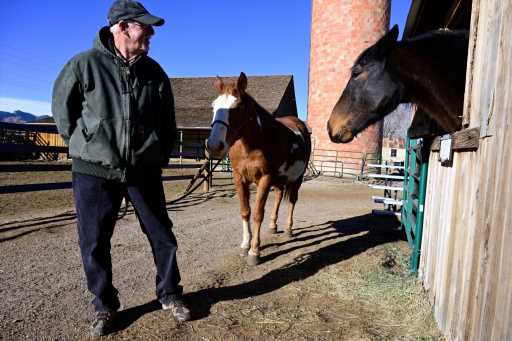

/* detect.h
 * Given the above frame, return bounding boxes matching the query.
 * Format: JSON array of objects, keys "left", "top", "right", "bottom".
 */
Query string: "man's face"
[{"left": 124, "top": 20, "right": 154, "bottom": 55}]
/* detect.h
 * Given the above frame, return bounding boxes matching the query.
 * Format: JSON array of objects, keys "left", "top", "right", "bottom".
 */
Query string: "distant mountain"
[
  {"left": 35, "top": 116, "right": 55, "bottom": 123},
  {"left": 0, "top": 110, "right": 51, "bottom": 123}
]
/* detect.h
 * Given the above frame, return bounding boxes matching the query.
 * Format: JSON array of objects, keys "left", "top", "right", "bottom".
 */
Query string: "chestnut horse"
[
  {"left": 206, "top": 72, "right": 311, "bottom": 266},
  {"left": 327, "top": 25, "right": 469, "bottom": 143}
]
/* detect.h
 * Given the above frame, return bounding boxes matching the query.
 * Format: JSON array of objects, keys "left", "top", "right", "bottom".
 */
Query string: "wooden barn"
[
  {"left": 0, "top": 122, "right": 67, "bottom": 160},
  {"left": 404, "top": 0, "right": 512, "bottom": 339},
  {"left": 170, "top": 75, "right": 298, "bottom": 159}
]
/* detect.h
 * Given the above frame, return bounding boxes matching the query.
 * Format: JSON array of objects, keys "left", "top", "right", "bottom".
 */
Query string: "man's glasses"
[{"left": 126, "top": 20, "right": 154, "bottom": 35}]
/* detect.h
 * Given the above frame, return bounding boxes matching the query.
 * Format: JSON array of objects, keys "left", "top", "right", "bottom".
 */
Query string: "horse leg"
[
  {"left": 268, "top": 186, "right": 283, "bottom": 234},
  {"left": 248, "top": 175, "right": 272, "bottom": 266},
  {"left": 284, "top": 183, "right": 300, "bottom": 237},
  {"left": 235, "top": 176, "right": 251, "bottom": 256}
]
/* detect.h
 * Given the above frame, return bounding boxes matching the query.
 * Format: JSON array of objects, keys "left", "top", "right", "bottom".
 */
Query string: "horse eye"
[{"left": 351, "top": 66, "right": 363, "bottom": 77}]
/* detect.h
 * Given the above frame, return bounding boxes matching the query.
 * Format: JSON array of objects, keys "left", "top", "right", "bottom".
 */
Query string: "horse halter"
[
  {"left": 211, "top": 119, "right": 230, "bottom": 129},
  {"left": 211, "top": 109, "right": 256, "bottom": 141}
]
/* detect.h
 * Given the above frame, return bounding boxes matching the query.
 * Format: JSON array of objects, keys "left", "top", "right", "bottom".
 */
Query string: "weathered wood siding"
[
  {"left": 38, "top": 132, "right": 66, "bottom": 147},
  {"left": 419, "top": 0, "right": 512, "bottom": 340}
]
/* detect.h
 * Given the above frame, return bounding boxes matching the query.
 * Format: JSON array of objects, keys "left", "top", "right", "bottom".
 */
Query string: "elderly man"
[{"left": 52, "top": 0, "right": 190, "bottom": 336}]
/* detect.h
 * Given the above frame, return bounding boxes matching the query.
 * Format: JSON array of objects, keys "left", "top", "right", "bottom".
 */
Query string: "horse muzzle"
[
  {"left": 206, "top": 138, "right": 228, "bottom": 159},
  {"left": 327, "top": 121, "right": 354, "bottom": 143}
]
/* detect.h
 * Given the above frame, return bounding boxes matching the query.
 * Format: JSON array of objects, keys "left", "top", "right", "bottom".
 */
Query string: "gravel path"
[{"left": 0, "top": 174, "right": 442, "bottom": 340}]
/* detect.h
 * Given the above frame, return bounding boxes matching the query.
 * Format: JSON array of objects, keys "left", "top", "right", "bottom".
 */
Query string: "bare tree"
[{"left": 383, "top": 103, "right": 414, "bottom": 139}]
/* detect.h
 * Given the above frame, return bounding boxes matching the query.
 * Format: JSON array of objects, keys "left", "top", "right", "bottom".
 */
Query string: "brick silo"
[{"left": 307, "top": 0, "right": 390, "bottom": 175}]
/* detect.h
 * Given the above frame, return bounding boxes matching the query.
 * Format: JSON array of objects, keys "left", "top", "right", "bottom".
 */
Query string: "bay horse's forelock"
[{"left": 206, "top": 73, "right": 311, "bottom": 265}]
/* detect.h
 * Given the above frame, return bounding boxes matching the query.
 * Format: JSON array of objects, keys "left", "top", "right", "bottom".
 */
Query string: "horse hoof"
[
  {"left": 247, "top": 255, "right": 261, "bottom": 266},
  {"left": 285, "top": 229, "right": 293, "bottom": 238},
  {"left": 240, "top": 248, "right": 249, "bottom": 257},
  {"left": 268, "top": 228, "right": 278, "bottom": 234}
]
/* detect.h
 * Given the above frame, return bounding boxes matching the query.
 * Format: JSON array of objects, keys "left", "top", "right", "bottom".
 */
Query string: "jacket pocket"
[
  {"left": 69, "top": 118, "right": 90, "bottom": 159},
  {"left": 80, "top": 119, "right": 122, "bottom": 167},
  {"left": 131, "top": 131, "right": 162, "bottom": 168}
]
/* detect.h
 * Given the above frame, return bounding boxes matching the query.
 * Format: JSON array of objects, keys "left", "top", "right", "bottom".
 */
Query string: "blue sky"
[{"left": 0, "top": 1, "right": 411, "bottom": 119}]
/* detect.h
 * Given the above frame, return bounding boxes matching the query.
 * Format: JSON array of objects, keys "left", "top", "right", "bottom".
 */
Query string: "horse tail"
[
  {"left": 284, "top": 177, "right": 302, "bottom": 203},
  {"left": 283, "top": 184, "right": 291, "bottom": 201}
]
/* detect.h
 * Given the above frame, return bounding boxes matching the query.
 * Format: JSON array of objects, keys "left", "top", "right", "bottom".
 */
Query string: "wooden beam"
[
  {"left": 403, "top": 0, "right": 426, "bottom": 38},
  {"left": 0, "top": 122, "right": 59, "bottom": 133},
  {"left": 431, "top": 127, "right": 480, "bottom": 152},
  {"left": 0, "top": 144, "right": 68, "bottom": 154}
]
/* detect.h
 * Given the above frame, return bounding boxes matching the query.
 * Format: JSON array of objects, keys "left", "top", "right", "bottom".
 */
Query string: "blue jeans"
[{"left": 72, "top": 171, "right": 182, "bottom": 312}]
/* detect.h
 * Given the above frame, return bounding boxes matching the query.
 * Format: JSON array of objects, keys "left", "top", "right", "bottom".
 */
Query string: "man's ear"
[
  {"left": 214, "top": 76, "right": 224, "bottom": 93},
  {"left": 117, "top": 20, "right": 129, "bottom": 33}
]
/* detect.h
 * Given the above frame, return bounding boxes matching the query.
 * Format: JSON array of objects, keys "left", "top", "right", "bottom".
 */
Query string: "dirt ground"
[{"left": 0, "top": 161, "right": 442, "bottom": 340}]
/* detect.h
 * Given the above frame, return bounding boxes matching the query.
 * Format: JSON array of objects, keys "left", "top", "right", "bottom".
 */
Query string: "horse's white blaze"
[
  {"left": 278, "top": 160, "right": 306, "bottom": 182},
  {"left": 240, "top": 219, "right": 251, "bottom": 249},
  {"left": 207, "top": 94, "right": 237, "bottom": 157}
]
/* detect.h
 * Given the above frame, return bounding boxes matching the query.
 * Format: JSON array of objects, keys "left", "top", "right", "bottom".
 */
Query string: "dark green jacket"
[{"left": 52, "top": 27, "right": 176, "bottom": 182}]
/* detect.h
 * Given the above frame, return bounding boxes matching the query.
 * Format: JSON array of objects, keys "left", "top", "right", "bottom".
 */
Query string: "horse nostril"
[
  {"left": 207, "top": 139, "right": 225, "bottom": 154},
  {"left": 327, "top": 122, "right": 333, "bottom": 138}
]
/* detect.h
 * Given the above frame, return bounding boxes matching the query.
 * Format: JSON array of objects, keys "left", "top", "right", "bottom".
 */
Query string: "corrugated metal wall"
[{"left": 419, "top": 0, "right": 512, "bottom": 340}]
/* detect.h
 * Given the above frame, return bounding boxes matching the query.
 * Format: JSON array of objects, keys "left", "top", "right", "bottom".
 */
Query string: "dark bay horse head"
[
  {"left": 206, "top": 72, "right": 252, "bottom": 159},
  {"left": 327, "top": 25, "right": 468, "bottom": 143}
]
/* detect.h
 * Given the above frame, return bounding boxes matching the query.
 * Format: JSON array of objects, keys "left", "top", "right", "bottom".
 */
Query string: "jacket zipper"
[{"left": 121, "top": 65, "right": 132, "bottom": 183}]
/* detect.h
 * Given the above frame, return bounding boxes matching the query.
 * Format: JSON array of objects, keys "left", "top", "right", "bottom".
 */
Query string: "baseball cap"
[{"left": 108, "top": 0, "right": 164, "bottom": 26}]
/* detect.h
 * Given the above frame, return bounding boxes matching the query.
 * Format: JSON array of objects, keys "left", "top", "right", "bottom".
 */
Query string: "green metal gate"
[{"left": 401, "top": 137, "right": 429, "bottom": 273}]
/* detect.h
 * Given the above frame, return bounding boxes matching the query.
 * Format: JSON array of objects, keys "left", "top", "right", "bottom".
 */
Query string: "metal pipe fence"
[{"left": 310, "top": 148, "right": 381, "bottom": 180}]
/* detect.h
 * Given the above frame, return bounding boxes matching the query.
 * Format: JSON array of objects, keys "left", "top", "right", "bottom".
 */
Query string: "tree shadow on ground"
[{"left": 113, "top": 213, "right": 404, "bottom": 329}]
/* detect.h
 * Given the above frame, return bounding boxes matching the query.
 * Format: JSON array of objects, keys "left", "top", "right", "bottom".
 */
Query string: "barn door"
[{"left": 401, "top": 137, "right": 429, "bottom": 273}]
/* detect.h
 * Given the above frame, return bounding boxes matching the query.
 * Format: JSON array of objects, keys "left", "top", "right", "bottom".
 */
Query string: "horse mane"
[
  {"left": 397, "top": 29, "right": 469, "bottom": 131},
  {"left": 241, "top": 92, "right": 307, "bottom": 144},
  {"left": 243, "top": 92, "right": 276, "bottom": 126},
  {"left": 400, "top": 29, "right": 469, "bottom": 58},
  {"left": 355, "top": 29, "right": 468, "bottom": 67},
  {"left": 406, "top": 29, "right": 468, "bottom": 42}
]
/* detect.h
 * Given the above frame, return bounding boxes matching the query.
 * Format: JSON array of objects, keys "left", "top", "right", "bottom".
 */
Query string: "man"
[{"left": 52, "top": 0, "right": 190, "bottom": 336}]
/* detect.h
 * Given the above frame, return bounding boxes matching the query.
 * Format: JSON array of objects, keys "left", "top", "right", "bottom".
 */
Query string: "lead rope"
[{"left": 117, "top": 157, "right": 224, "bottom": 220}]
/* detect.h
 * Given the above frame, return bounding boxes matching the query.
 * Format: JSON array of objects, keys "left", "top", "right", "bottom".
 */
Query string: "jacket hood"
[{"left": 93, "top": 26, "right": 118, "bottom": 59}]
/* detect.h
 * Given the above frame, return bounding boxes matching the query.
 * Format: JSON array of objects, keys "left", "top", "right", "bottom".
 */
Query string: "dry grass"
[{"left": 317, "top": 243, "right": 443, "bottom": 340}]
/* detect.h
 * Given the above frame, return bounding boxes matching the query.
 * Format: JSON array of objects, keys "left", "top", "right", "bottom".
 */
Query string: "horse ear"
[
  {"left": 387, "top": 24, "right": 399, "bottom": 42},
  {"left": 214, "top": 76, "right": 224, "bottom": 93},
  {"left": 237, "top": 72, "right": 248, "bottom": 93},
  {"left": 374, "top": 24, "right": 399, "bottom": 56}
]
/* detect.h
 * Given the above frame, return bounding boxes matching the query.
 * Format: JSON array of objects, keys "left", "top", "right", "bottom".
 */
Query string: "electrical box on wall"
[{"left": 439, "top": 134, "right": 453, "bottom": 167}]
